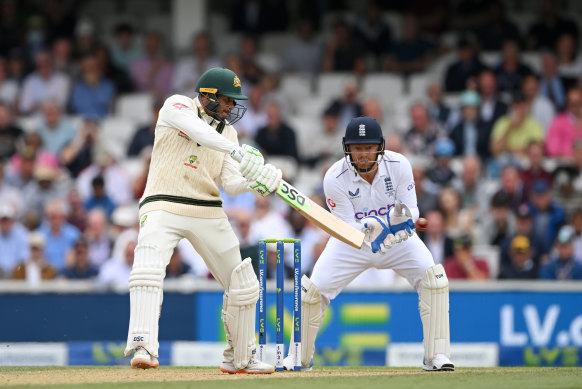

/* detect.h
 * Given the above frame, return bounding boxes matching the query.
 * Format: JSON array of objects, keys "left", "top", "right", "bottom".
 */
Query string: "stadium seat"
[
  {"left": 409, "top": 74, "right": 435, "bottom": 99},
  {"left": 472, "top": 244, "right": 500, "bottom": 279},
  {"left": 99, "top": 117, "right": 139, "bottom": 161},
  {"left": 115, "top": 93, "right": 154, "bottom": 127},
  {"left": 361, "top": 73, "right": 405, "bottom": 101},
  {"left": 316, "top": 73, "right": 358, "bottom": 99}
]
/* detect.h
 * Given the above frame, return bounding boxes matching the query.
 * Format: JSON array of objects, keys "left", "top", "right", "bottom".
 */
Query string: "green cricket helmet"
[{"left": 195, "top": 68, "right": 247, "bottom": 125}]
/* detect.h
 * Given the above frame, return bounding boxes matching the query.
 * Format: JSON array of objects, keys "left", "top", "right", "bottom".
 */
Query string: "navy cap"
[
  {"left": 343, "top": 116, "right": 384, "bottom": 145},
  {"left": 532, "top": 180, "right": 551, "bottom": 194}
]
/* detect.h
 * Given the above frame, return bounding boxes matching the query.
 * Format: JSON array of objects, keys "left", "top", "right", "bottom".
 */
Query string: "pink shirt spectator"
[
  {"left": 129, "top": 58, "right": 173, "bottom": 98},
  {"left": 546, "top": 113, "right": 582, "bottom": 158}
]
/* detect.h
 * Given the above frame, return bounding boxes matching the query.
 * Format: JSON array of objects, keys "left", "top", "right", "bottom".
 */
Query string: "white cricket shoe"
[
  {"left": 282, "top": 355, "right": 312, "bottom": 372},
  {"left": 131, "top": 346, "right": 159, "bottom": 369},
  {"left": 220, "top": 354, "right": 275, "bottom": 374},
  {"left": 423, "top": 354, "right": 455, "bottom": 371}
]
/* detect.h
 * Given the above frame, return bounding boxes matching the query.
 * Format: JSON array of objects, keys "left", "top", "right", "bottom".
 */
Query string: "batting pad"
[
  {"left": 125, "top": 245, "right": 166, "bottom": 358},
  {"left": 222, "top": 258, "right": 260, "bottom": 369},
  {"left": 419, "top": 264, "right": 450, "bottom": 361},
  {"left": 299, "top": 275, "right": 323, "bottom": 366}
]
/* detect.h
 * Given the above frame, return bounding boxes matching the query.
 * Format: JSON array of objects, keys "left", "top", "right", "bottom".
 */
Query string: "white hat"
[{"left": 0, "top": 205, "right": 15, "bottom": 219}]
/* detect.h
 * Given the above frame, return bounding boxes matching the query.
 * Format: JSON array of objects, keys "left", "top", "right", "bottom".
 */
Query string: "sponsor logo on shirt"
[
  {"left": 407, "top": 181, "right": 415, "bottom": 191},
  {"left": 348, "top": 188, "right": 360, "bottom": 199},
  {"left": 178, "top": 131, "right": 191, "bottom": 141},
  {"left": 184, "top": 154, "right": 199, "bottom": 169},
  {"left": 354, "top": 204, "right": 394, "bottom": 220},
  {"left": 172, "top": 102, "right": 189, "bottom": 109}
]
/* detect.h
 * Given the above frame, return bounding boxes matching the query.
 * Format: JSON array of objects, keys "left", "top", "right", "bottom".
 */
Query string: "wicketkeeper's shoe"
[
  {"left": 282, "top": 355, "right": 313, "bottom": 372},
  {"left": 131, "top": 346, "right": 159, "bottom": 369},
  {"left": 422, "top": 354, "right": 454, "bottom": 371},
  {"left": 220, "top": 354, "right": 275, "bottom": 374}
]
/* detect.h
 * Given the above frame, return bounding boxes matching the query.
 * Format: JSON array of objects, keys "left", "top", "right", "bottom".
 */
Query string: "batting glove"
[
  {"left": 361, "top": 215, "right": 396, "bottom": 253},
  {"left": 248, "top": 164, "right": 282, "bottom": 197},
  {"left": 238, "top": 144, "right": 264, "bottom": 180},
  {"left": 387, "top": 200, "right": 416, "bottom": 243}
]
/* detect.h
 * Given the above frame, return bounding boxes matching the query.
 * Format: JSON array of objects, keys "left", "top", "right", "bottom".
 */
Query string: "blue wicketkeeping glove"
[{"left": 387, "top": 200, "right": 416, "bottom": 243}]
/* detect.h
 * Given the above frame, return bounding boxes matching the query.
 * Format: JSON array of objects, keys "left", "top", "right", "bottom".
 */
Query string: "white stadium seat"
[
  {"left": 316, "top": 73, "right": 358, "bottom": 99},
  {"left": 99, "top": 117, "right": 139, "bottom": 161},
  {"left": 361, "top": 73, "right": 405, "bottom": 102},
  {"left": 115, "top": 93, "right": 154, "bottom": 127}
]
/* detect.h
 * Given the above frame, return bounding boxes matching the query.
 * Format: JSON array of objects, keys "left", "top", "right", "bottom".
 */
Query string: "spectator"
[
  {"left": 254, "top": 102, "right": 299, "bottom": 164},
  {"left": 385, "top": 13, "right": 436, "bottom": 75},
  {"left": 22, "top": 165, "right": 68, "bottom": 221},
  {"left": 127, "top": 100, "right": 159, "bottom": 157},
  {"left": 522, "top": 74, "right": 555, "bottom": 132},
  {"left": 437, "top": 187, "right": 472, "bottom": 239},
  {"left": 165, "top": 248, "right": 192, "bottom": 279},
  {"left": 61, "top": 236, "right": 99, "bottom": 279},
  {"left": 129, "top": 32, "right": 173, "bottom": 99},
  {"left": 9, "top": 132, "right": 59, "bottom": 176},
  {"left": 444, "top": 234, "right": 489, "bottom": 280},
  {"left": 494, "top": 39, "right": 533, "bottom": 93},
  {"left": 477, "top": 70, "right": 508, "bottom": 135},
  {"left": 239, "top": 35, "right": 265, "bottom": 85},
  {"left": 18, "top": 51, "right": 70, "bottom": 115},
  {"left": 444, "top": 37, "right": 488, "bottom": 93},
  {"left": 539, "top": 52, "right": 566, "bottom": 111},
  {"left": 84, "top": 175, "right": 116, "bottom": 220},
  {"left": 353, "top": 2, "right": 392, "bottom": 62},
  {"left": 0, "top": 102, "right": 23, "bottom": 162},
  {"left": 11, "top": 232, "right": 57, "bottom": 284},
  {"left": 249, "top": 196, "right": 293, "bottom": 244},
  {"left": 325, "top": 81, "right": 363, "bottom": 130},
  {"left": 571, "top": 208, "right": 582, "bottom": 261},
  {"left": 98, "top": 235, "right": 137, "bottom": 290},
  {"left": 454, "top": 156, "right": 488, "bottom": 221},
  {"left": 302, "top": 105, "right": 344, "bottom": 168},
  {"left": 490, "top": 91, "right": 544, "bottom": 159},
  {"left": 37, "top": 199, "right": 81, "bottom": 271},
  {"left": 50, "top": 37, "right": 75, "bottom": 75},
  {"left": 545, "top": 87, "right": 582, "bottom": 160},
  {"left": 519, "top": 141, "right": 553, "bottom": 202},
  {"left": 482, "top": 191, "right": 515, "bottom": 246},
  {"left": 529, "top": 180, "right": 566, "bottom": 248},
  {"left": 131, "top": 147, "right": 152, "bottom": 200},
  {"left": 0, "top": 57, "right": 18, "bottom": 107},
  {"left": 449, "top": 90, "right": 492, "bottom": 161},
  {"left": 108, "top": 23, "right": 142, "bottom": 73},
  {"left": 539, "top": 225, "right": 582, "bottom": 280},
  {"left": 70, "top": 53, "right": 116, "bottom": 119},
  {"left": 425, "top": 138, "right": 457, "bottom": 193},
  {"left": 66, "top": 188, "right": 87, "bottom": 232},
  {"left": 60, "top": 119, "right": 100, "bottom": 178},
  {"left": 5, "top": 147, "right": 36, "bottom": 190},
  {"left": 404, "top": 103, "right": 443, "bottom": 156},
  {"left": 36, "top": 100, "right": 77, "bottom": 156},
  {"left": 229, "top": 0, "right": 288, "bottom": 33},
  {"left": 555, "top": 33, "right": 582, "bottom": 90},
  {"left": 94, "top": 44, "right": 134, "bottom": 94},
  {"left": 426, "top": 82, "right": 452, "bottom": 129},
  {"left": 474, "top": 1, "right": 521, "bottom": 51},
  {"left": 0, "top": 161, "right": 21, "bottom": 215},
  {"left": 235, "top": 84, "right": 266, "bottom": 144},
  {"left": 498, "top": 235, "right": 538, "bottom": 279},
  {"left": 494, "top": 164, "right": 526, "bottom": 209},
  {"left": 419, "top": 209, "right": 454, "bottom": 266},
  {"left": 84, "top": 208, "right": 112, "bottom": 268},
  {"left": 0, "top": 204, "right": 28, "bottom": 277},
  {"left": 72, "top": 18, "right": 98, "bottom": 59},
  {"left": 322, "top": 19, "right": 365, "bottom": 72},
  {"left": 281, "top": 19, "right": 323, "bottom": 75},
  {"left": 172, "top": 32, "right": 221, "bottom": 95},
  {"left": 526, "top": 0, "right": 579, "bottom": 51},
  {"left": 412, "top": 160, "right": 438, "bottom": 217}
]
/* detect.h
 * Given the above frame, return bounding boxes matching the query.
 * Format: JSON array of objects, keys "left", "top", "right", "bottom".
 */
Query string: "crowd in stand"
[{"left": 0, "top": 0, "right": 582, "bottom": 290}]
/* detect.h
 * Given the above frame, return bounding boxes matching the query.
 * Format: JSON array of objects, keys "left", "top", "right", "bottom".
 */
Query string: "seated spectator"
[
  {"left": 235, "top": 84, "right": 266, "bottom": 144},
  {"left": 385, "top": 13, "right": 436, "bottom": 75},
  {"left": 166, "top": 248, "right": 192, "bottom": 279},
  {"left": 108, "top": 23, "right": 142, "bottom": 74},
  {"left": 571, "top": 208, "right": 582, "bottom": 261},
  {"left": 498, "top": 235, "right": 538, "bottom": 279},
  {"left": 22, "top": 165, "right": 69, "bottom": 221},
  {"left": 474, "top": 1, "right": 520, "bottom": 51},
  {"left": 325, "top": 81, "right": 363, "bottom": 130},
  {"left": 129, "top": 32, "right": 173, "bottom": 99},
  {"left": 437, "top": 187, "right": 472, "bottom": 239},
  {"left": 426, "top": 82, "right": 452, "bottom": 129},
  {"left": 254, "top": 102, "right": 299, "bottom": 164},
  {"left": 11, "top": 232, "right": 57, "bottom": 283},
  {"left": 37, "top": 199, "right": 81, "bottom": 271},
  {"left": 555, "top": 32, "right": 582, "bottom": 90},
  {"left": 494, "top": 39, "right": 533, "bottom": 93},
  {"left": 84, "top": 208, "right": 112, "bottom": 268},
  {"left": 494, "top": 164, "right": 525, "bottom": 209},
  {"left": 404, "top": 103, "right": 444, "bottom": 156},
  {"left": 18, "top": 50, "right": 70, "bottom": 115},
  {"left": 545, "top": 87, "right": 582, "bottom": 160},
  {"left": 490, "top": 91, "right": 544, "bottom": 159},
  {"left": 51, "top": 37, "right": 75, "bottom": 75},
  {"left": 522, "top": 74, "right": 555, "bottom": 133},
  {"left": 9, "top": 132, "right": 60, "bottom": 176},
  {"left": 98, "top": 236, "right": 137, "bottom": 290},
  {"left": 353, "top": 2, "right": 392, "bottom": 63},
  {"left": 60, "top": 119, "right": 100, "bottom": 178},
  {"left": 84, "top": 176, "right": 116, "bottom": 219},
  {"left": 0, "top": 57, "right": 18, "bottom": 107},
  {"left": 172, "top": 32, "right": 221, "bottom": 95},
  {"left": 477, "top": 70, "right": 508, "bottom": 136},
  {"left": 95, "top": 44, "right": 134, "bottom": 94},
  {"left": 0, "top": 204, "right": 28, "bottom": 277},
  {"left": 69, "top": 53, "right": 115, "bottom": 119},
  {"left": 0, "top": 161, "right": 22, "bottom": 216},
  {"left": 539, "top": 226, "right": 582, "bottom": 280},
  {"left": 519, "top": 141, "right": 553, "bottom": 202},
  {"left": 5, "top": 147, "right": 36, "bottom": 190},
  {"left": 127, "top": 101, "right": 160, "bottom": 157},
  {"left": 239, "top": 35, "right": 265, "bottom": 85},
  {"left": 482, "top": 191, "right": 516, "bottom": 246},
  {"left": 412, "top": 160, "right": 438, "bottom": 217},
  {"left": 444, "top": 234, "right": 489, "bottom": 280},
  {"left": 66, "top": 189, "right": 87, "bottom": 232},
  {"left": 539, "top": 52, "right": 567, "bottom": 111},
  {"left": 425, "top": 138, "right": 457, "bottom": 193},
  {"left": 526, "top": 0, "right": 579, "bottom": 51},
  {"left": 322, "top": 19, "right": 365, "bottom": 72},
  {"left": 61, "top": 236, "right": 99, "bottom": 279},
  {"left": 281, "top": 19, "right": 323, "bottom": 75},
  {"left": 454, "top": 156, "right": 488, "bottom": 221},
  {"left": 529, "top": 180, "right": 566, "bottom": 247},
  {"left": 0, "top": 102, "right": 23, "bottom": 162},
  {"left": 449, "top": 90, "right": 492, "bottom": 161},
  {"left": 419, "top": 209, "right": 454, "bottom": 265},
  {"left": 444, "top": 36, "right": 488, "bottom": 93},
  {"left": 36, "top": 100, "right": 77, "bottom": 156},
  {"left": 302, "top": 105, "right": 344, "bottom": 168}
]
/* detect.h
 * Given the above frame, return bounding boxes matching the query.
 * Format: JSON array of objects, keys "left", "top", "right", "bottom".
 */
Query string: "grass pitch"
[{"left": 0, "top": 366, "right": 580, "bottom": 389}]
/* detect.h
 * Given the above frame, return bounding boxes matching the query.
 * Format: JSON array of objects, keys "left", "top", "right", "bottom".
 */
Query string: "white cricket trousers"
[{"left": 137, "top": 210, "right": 242, "bottom": 289}]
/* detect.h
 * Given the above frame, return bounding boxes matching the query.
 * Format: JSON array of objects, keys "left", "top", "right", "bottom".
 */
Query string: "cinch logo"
[
  {"left": 407, "top": 182, "right": 415, "bottom": 191},
  {"left": 359, "top": 124, "right": 366, "bottom": 136},
  {"left": 355, "top": 204, "right": 393, "bottom": 220},
  {"left": 234, "top": 76, "right": 241, "bottom": 87},
  {"left": 348, "top": 188, "right": 360, "bottom": 198}
]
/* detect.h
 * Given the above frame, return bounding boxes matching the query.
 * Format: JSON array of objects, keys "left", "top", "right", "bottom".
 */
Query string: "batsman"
[
  {"left": 284, "top": 116, "right": 454, "bottom": 371},
  {"left": 124, "top": 67, "right": 281, "bottom": 373}
]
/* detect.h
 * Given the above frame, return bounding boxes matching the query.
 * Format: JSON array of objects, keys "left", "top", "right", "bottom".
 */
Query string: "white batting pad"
[
  {"left": 222, "top": 258, "right": 260, "bottom": 370},
  {"left": 125, "top": 245, "right": 166, "bottom": 358},
  {"left": 419, "top": 264, "right": 450, "bottom": 361},
  {"left": 299, "top": 275, "right": 323, "bottom": 366}
]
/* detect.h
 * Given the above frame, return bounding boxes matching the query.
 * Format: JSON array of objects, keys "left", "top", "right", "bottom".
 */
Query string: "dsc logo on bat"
[{"left": 278, "top": 182, "right": 306, "bottom": 207}]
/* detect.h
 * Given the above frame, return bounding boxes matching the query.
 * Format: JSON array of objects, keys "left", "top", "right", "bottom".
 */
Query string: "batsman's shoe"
[
  {"left": 282, "top": 355, "right": 313, "bottom": 372},
  {"left": 423, "top": 354, "right": 454, "bottom": 371},
  {"left": 131, "top": 346, "right": 159, "bottom": 369},
  {"left": 220, "top": 355, "right": 275, "bottom": 374}
]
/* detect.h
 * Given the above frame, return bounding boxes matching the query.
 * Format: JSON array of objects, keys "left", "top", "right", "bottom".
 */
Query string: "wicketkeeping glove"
[
  {"left": 361, "top": 215, "right": 396, "bottom": 253},
  {"left": 248, "top": 164, "right": 282, "bottom": 197},
  {"left": 238, "top": 144, "right": 264, "bottom": 180},
  {"left": 387, "top": 200, "right": 415, "bottom": 243}
]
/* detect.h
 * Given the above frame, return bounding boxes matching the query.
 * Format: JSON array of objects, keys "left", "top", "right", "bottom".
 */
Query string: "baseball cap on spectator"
[
  {"left": 454, "top": 234, "right": 473, "bottom": 249},
  {"left": 460, "top": 90, "right": 481, "bottom": 107},
  {"left": 511, "top": 90, "right": 527, "bottom": 104},
  {"left": 29, "top": 232, "right": 46, "bottom": 248},
  {"left": 556, "top": 225, "right": 575, "bottom": 245},
  {"left": 531, "top": 180, "right": 551, "bottom": 194},
  {"left": 491, "top": 191, "right": 511, "bottom": 208},
  {"left": 433, "top": 138, "right": 455, "bottom": 158},
  {"left": 516, "top": 203, "right": 532, "bottom": 218},
  {"left": 0, "top": 205, "right": 15, "bottom": 219},
  {"left": 34, "top": 166, "right": 58, "bottom": 181},
  {"left": 511, "top": 235, "right": 530, "bottom": 252}
]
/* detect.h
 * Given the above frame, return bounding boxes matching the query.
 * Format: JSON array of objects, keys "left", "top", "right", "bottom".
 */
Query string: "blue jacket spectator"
[
  {"left": 70, "top": 54, "right": 115, "bottom": 119},
  {"left": 84, "top": 176, "right": 116, "bottom": 219},
  {"left": 0, "top": 205, "right": 29, "bottom": 276},
  {"left": 60, "top": 237, "right": 99, "bottom": 279},
  {"left": 539, "top": 226, "right": 582, "bottom": 280},
  {"left": 37, "top": 200, "right": 81, "bottom": 270},
  {"left": 528, "top": 180, "right": 566, "bottom": 249},
  {"left": 37, "top": 101, "right": 77, "bottom": 156}
]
